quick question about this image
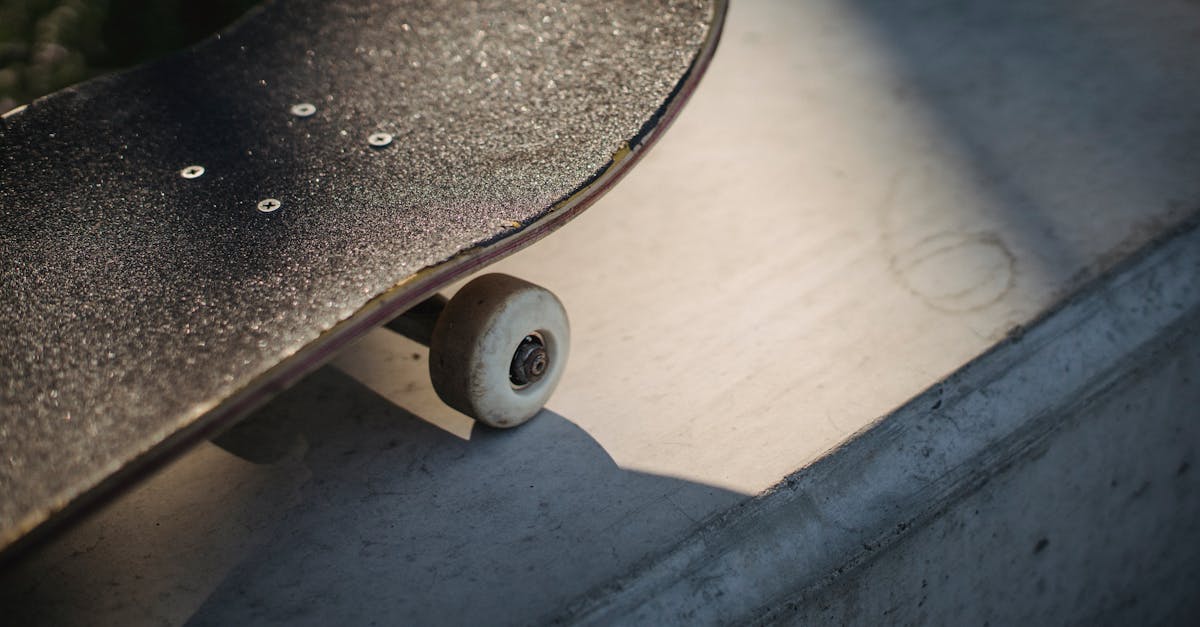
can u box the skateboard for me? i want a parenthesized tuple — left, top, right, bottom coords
(0, 0, 726, 561)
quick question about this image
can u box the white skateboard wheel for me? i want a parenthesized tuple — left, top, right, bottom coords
(428, 274, 569, 428)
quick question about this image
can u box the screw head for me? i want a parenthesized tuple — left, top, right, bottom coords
(367, 132, 394, 148)
(256, 198, 282, 213)
(289, 103, 316, 117)
(180, 165, 205, 179)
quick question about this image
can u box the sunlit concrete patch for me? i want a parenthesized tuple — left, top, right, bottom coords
(556, 218, 1200, 626)
(331, 327, 476, 440)
(486, 0, 1200, 494)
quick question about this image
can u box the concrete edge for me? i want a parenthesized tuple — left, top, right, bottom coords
(549, 217, 1200, 625)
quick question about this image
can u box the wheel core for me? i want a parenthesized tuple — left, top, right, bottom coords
(510, 334, 549, 387)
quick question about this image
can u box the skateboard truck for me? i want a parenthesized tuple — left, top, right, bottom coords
(385, 273, 569, 429)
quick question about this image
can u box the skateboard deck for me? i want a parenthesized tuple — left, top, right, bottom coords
(0, 0, 726, 560)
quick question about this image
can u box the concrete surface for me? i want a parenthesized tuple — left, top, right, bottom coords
(776, 285, 1200, 626)
(559, 221, 1200, 625)
(1, 0, 1198, 624)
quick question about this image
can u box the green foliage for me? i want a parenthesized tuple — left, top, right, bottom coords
(0, 0, 259, 113)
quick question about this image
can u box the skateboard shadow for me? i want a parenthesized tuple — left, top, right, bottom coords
(0, 365, 744, 627)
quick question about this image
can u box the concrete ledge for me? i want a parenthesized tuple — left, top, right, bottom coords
(555, 218, 1200, 625)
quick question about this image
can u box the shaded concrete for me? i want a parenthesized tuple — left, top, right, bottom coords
(0, 366, 741, 626)
(773, 307, 1200, 625)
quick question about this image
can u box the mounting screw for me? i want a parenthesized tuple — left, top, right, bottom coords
(289, 103, 316, 117)
(180, 165, 205, 179)
(257, 198, 282, 213)
(368, 132, 394, 148)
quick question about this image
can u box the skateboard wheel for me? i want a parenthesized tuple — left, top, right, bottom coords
(429, 274, 569, 428)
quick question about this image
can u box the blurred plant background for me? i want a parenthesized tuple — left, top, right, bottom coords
(0, 0, 260, 113)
